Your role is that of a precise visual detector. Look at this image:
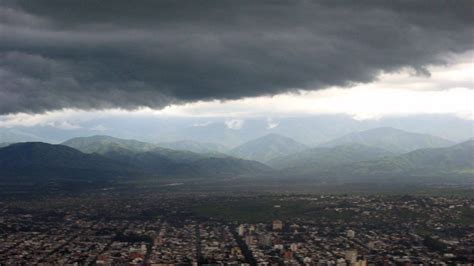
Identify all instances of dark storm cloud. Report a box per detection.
[0,0,473,114]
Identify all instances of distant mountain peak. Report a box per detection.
[261,133,287,138]
[230,134,307,163]
[245,133,303,144]
[320,127,453,153]
[157,139,228,154]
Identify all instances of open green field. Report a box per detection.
[191,197,358,223]
[455,206,474,225]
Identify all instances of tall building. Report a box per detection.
[290,243,298,252]
[248,224,256,234]
[354,259,368,266]
[272,220,283,231]
[238,224,245,236]
[345,250,357,263]
[347,229,355,238]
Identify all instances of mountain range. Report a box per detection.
[0,132,277,183]
[3,115,472,146]
[319,127,453,153]
[284,140,474,183]
[0,127,472,186]
[344,139,474,176]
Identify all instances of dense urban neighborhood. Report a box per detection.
[1,191,473,265]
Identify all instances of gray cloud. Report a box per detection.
[0,0,473,114]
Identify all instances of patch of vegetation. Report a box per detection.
[114,232,152,243]
[415,228,435,237]
[393,209,424,219]
[423,236,448,252]
[191,197,356,223]
[455,207,474,225]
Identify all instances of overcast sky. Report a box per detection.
[0,0,473,127]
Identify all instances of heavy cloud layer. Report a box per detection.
[0,0,473,114]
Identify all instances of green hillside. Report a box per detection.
[289,140,474,183]
[230,133,307,163]
[0,142,135,181]
[62,135,156,153]
[268,143,393,170]
[320,127,453,153]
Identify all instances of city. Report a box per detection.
[1,190,472,265]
